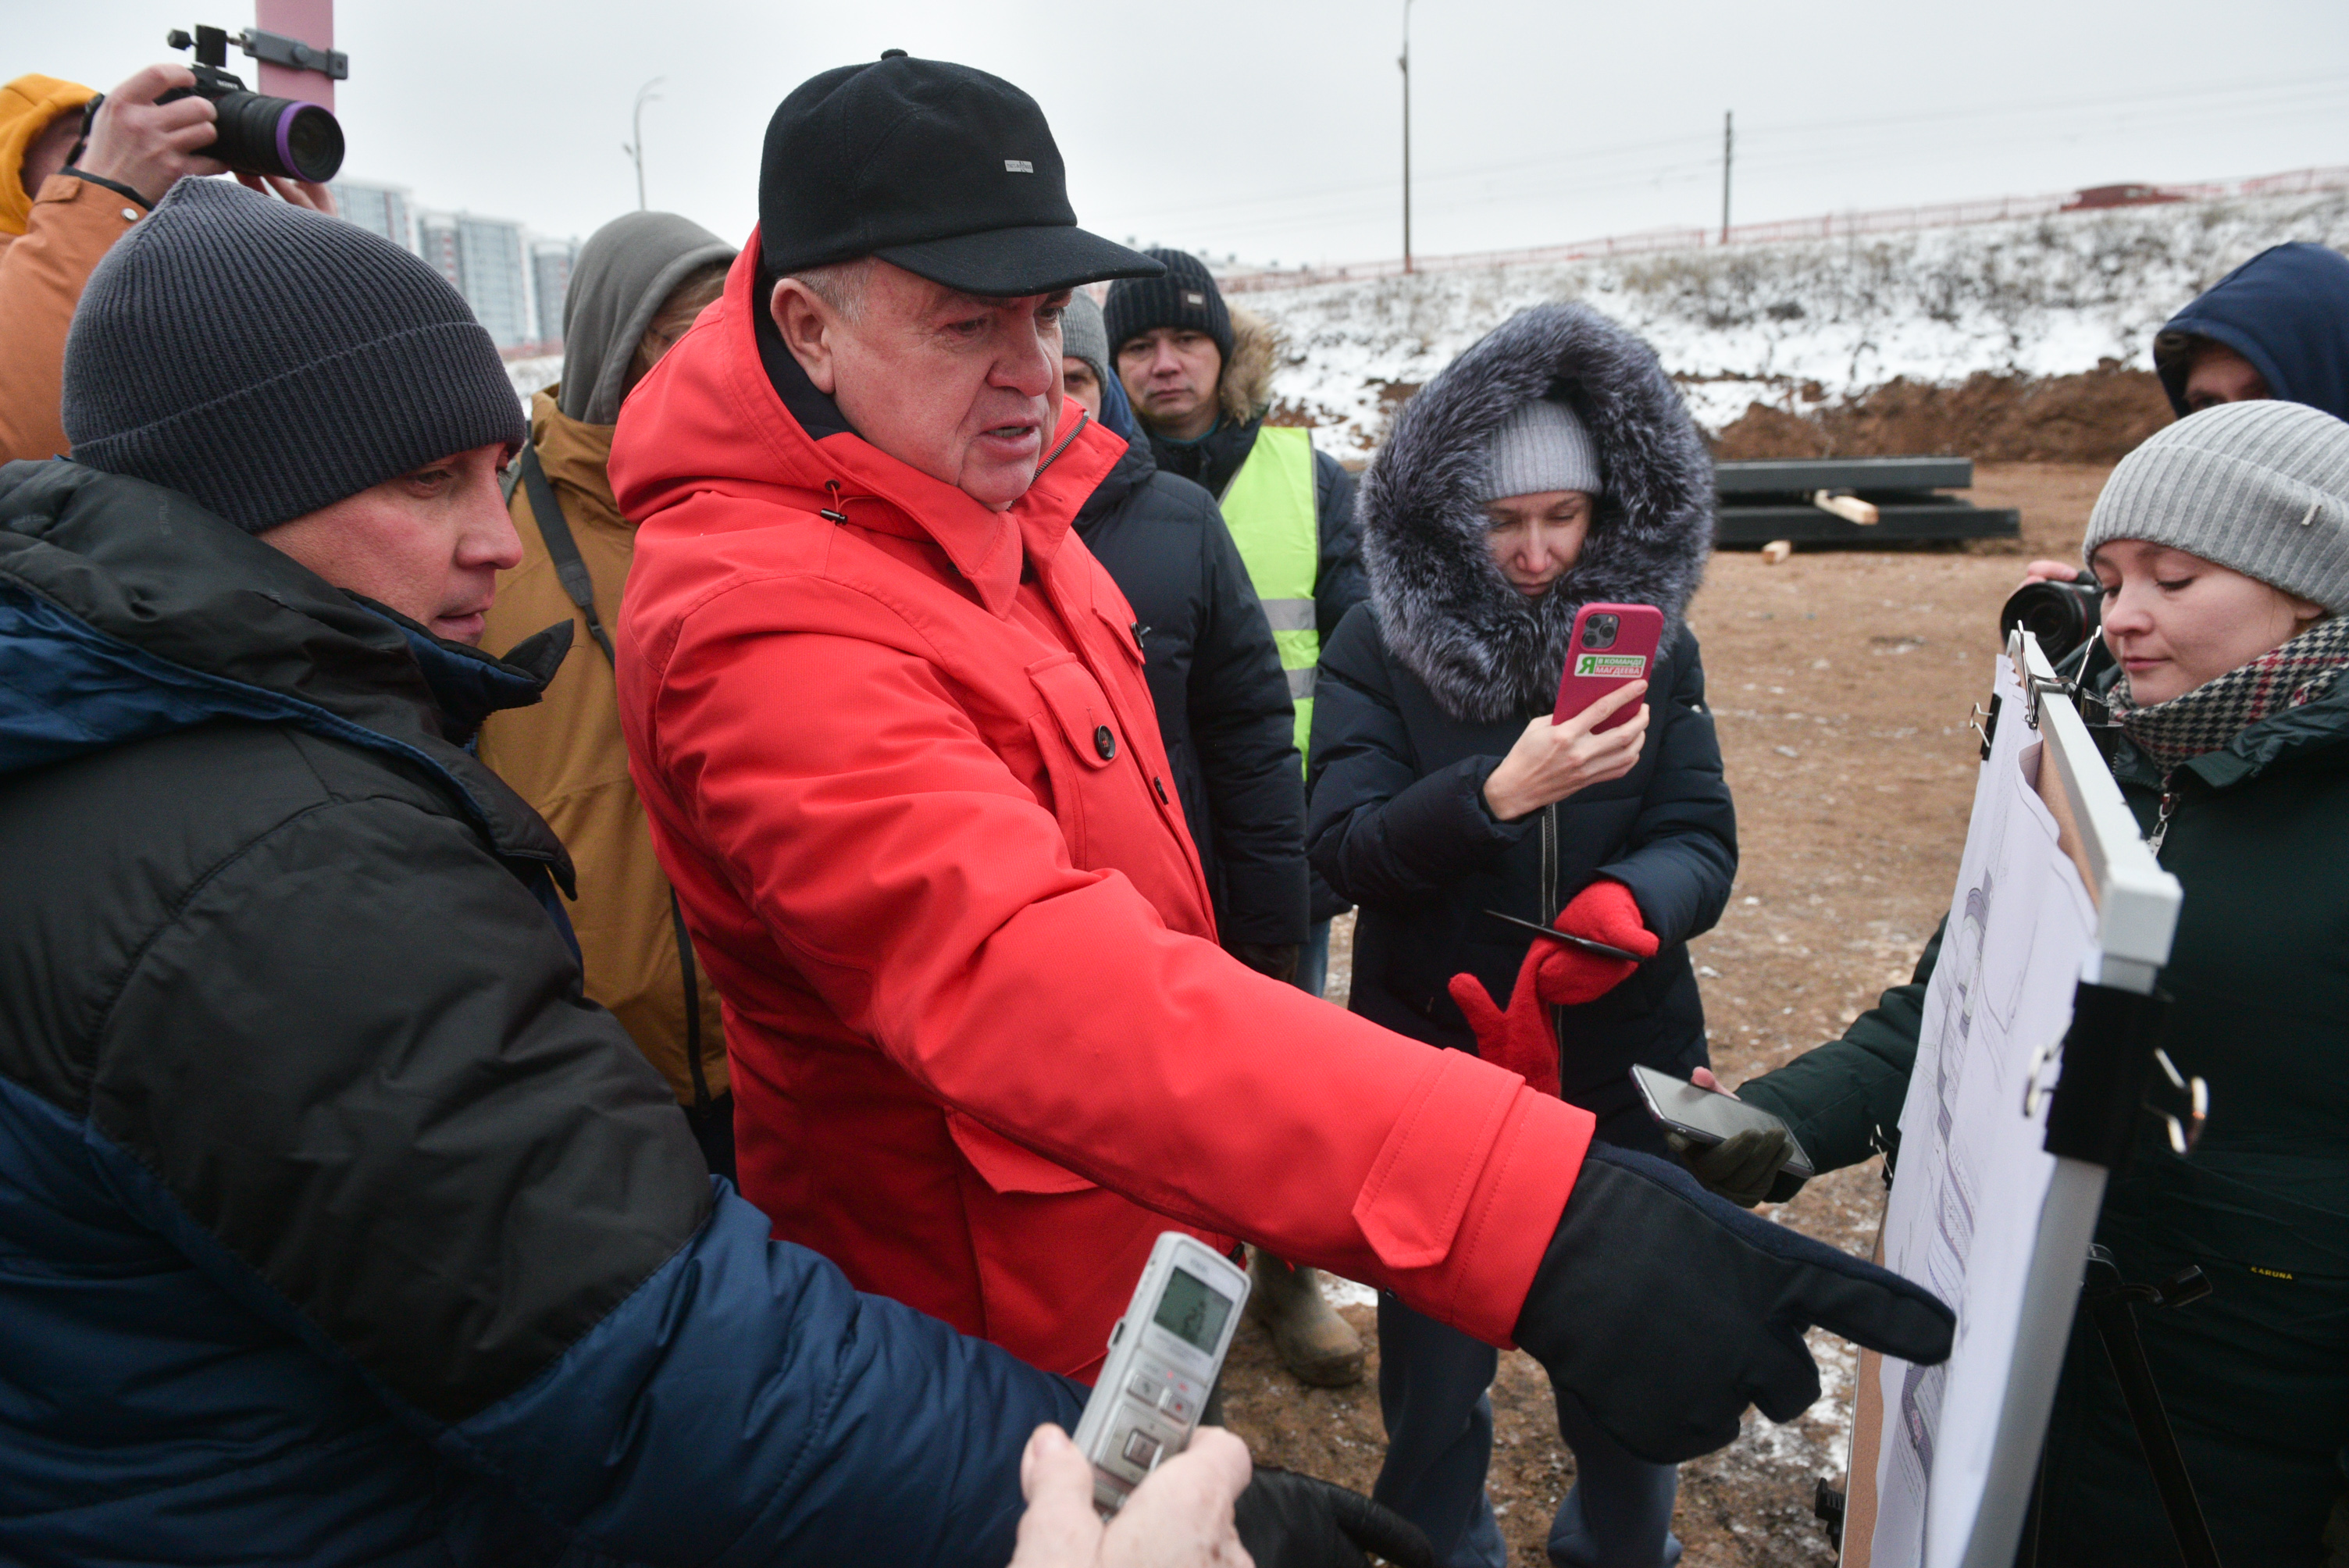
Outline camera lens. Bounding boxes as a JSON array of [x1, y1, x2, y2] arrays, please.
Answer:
[[1581, 615, 1619, 650], [207, 89, 345, 183], [1998, 580, 2101, 662]]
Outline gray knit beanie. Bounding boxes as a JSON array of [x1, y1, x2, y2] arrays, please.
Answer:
[[62, 178, 526, 534], [2084, 400, 2349, 614], [1060, 290, 1111, 394], [1477, 397, 1602, 503]]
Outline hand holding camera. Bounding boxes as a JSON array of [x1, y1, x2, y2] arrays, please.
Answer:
[[73, 63, 226, 207]]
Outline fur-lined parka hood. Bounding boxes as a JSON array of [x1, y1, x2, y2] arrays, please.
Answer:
[[1358, 303, 1713, 724], [1219, 308, 1282, 425]]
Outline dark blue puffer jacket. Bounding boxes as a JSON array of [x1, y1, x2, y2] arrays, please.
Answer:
[[2156, 241, 2349, 421], [0, 459, 1083, 1566]]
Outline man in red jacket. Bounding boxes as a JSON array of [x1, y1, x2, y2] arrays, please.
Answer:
[[610, 52, 1951, 1465]]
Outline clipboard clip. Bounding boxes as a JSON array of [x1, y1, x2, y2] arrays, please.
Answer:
[[2147, 1049, 2208, 1156], [1480, 909, 1644, 963]]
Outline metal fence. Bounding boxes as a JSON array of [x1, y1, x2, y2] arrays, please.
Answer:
[[1215, 166, 2349, 296]]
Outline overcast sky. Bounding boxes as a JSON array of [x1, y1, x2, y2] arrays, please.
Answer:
[[27, 1, 2349, 269]]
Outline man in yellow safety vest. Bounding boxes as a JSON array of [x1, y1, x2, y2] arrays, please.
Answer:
[[1106, 247, 1370, 1389]]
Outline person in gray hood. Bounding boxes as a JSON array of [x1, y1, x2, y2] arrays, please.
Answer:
[[478, 211, 741, 1177]]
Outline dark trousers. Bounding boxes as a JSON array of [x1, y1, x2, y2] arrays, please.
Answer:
[[1372, 1295, 1681, 1568]]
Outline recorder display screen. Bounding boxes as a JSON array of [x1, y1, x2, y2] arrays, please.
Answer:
[[1153, 1267, 1233, 1352]]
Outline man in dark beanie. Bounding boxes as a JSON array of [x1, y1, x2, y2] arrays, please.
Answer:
[[611, 48, 1950, 1523], [0, 175, 1282, 1568], [1106, 248, 1371, 1385]]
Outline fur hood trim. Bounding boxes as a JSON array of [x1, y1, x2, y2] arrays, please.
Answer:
[[1220, 308, 1281, 424], [1358, 303, 1713, 724]]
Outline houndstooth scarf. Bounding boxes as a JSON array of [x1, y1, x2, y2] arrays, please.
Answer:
[[2109, 615, 2349, 772]]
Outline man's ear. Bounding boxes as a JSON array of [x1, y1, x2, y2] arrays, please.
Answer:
[[770, 278, 838, 394]]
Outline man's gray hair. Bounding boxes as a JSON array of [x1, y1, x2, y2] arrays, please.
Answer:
[[789, 257, 874, 323]]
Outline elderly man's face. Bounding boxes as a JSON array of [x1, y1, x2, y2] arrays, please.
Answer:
[[773, 261, 1069, 511]]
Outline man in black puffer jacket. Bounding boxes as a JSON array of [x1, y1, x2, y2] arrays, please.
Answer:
[[1060, 291, 1308, 980]]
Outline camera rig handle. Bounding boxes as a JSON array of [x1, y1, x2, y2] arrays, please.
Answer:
[[168, 24, 348, 82]]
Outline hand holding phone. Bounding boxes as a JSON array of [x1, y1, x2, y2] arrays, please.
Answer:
[[1072, 1234, 1251, 1516], [1481, 681, 1649, 821], [1631, 1064, 1813, 1206]]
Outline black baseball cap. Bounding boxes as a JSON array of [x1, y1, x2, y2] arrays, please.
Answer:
[[759, 54, 1164, 298]]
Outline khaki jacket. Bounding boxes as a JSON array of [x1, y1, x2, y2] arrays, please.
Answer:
[[478, 389, 727, 1107], [0, 176, 141, 463]]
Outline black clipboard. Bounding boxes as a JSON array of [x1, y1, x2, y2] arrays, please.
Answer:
[[1481, 908, 1644, 963]]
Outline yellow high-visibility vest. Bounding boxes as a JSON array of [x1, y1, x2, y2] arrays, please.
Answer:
[[1217, 424, 1321, 768]]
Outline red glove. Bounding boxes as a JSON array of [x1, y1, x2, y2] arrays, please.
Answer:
[[1447, 882, 1659, 1097]]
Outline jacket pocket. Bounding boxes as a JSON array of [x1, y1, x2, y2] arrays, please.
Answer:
[[946, 1110, 1099, 1194]]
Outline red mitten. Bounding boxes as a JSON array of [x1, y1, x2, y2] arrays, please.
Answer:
[[1545, 880, 1659, 1004], [1449, 941, 1568, 1097]]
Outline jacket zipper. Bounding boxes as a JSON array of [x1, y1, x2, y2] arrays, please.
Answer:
[[1541, 798, 1563, 1088]]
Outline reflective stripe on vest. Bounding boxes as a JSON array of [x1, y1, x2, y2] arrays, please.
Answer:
[[1217, 424, 1320, 767]]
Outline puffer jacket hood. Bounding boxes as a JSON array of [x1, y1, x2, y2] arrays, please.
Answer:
[[0, 74, 94, 237], [1358, 303, 1713, 725], [0, 458, 572, 882], [2155, 242, 2349, 423], [558, 212, 736, 427]]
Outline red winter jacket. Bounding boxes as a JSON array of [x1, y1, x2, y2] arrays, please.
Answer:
[[609, 244, 1594, 1378]]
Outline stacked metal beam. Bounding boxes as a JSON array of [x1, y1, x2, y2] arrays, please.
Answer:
[[1713, 458, 2019, 547]]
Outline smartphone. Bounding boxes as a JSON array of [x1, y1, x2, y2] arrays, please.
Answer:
[[1072, 1232, 1252, 1516], [1630, 1064, 1816, 1181], [1555, 603, 1665, 732]]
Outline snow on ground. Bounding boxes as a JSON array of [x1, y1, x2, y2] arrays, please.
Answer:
[[1240, 191, 2349, 460]]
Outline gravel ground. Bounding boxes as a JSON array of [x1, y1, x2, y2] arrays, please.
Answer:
[[1221, 462, 2114, 1566]]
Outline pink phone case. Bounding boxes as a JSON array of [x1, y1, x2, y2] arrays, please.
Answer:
[[1554, 603, 1664, 732]]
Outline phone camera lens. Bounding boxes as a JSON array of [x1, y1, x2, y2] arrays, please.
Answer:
[[1581, 615, 1619, 650]]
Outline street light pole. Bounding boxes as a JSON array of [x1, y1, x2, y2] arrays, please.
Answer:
[[1400, 0, 1413, 273], [624, 77, 663, 212], [1720, 109, 1733, 245]]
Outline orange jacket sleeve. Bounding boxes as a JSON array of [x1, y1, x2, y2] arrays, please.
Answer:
[[0, 176, 139, 464], [636, 578, 1594, 1345]]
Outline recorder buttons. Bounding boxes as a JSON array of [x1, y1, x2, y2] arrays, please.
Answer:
[[1126, 1370, 1167, 1407], [1121, 1430, 1162, 1470]]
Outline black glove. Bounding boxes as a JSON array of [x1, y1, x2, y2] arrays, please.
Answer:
[[1514, 1144, 1953, 1464], [1233, 1465, 1434, 1568], [1667, 1126, 1808, 1207], [1232, 942, 1302, 985]]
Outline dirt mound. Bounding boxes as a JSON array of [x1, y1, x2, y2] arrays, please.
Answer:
[[1710, 364, 2173, 465]]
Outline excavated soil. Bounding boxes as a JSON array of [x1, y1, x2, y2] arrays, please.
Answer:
[[1220, 463, 2116, 1566], [1710, 366, 2172, 465]]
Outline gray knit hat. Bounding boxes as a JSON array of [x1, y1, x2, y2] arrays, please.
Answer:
[[2084, 400, 2349, 614], [1060, 290, 1111, 394], [1477, 397, 1602, 503], [62, 178, 526, 534]]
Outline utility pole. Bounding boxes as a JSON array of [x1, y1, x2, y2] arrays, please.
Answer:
[[624, 77, 663, 212], [1720, 109, 1733, 246], [1399, 0, 1413, 273]]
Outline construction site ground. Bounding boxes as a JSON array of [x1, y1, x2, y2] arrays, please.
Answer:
[[1219, 462, 2116, 1566]]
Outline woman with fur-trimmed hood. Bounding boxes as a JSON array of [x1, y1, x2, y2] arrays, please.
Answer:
[[1307, 302, 1735, 1568]]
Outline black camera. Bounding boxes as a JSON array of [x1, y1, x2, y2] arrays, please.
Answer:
[[1999, 571, 2102, 663], [155, 25, 344, 184], [1580, 613, 1620, 650]]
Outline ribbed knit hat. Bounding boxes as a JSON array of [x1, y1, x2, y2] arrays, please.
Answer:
[[1060, 290, 1111, 394], [1103, 248, 1233, 365], [62, 178, 526, 534], [1478, 397, 1602, 501], [2085, 399, 2349, 614]]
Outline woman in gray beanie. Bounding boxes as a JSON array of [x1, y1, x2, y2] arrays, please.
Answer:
[[1727, 397, 2349, 1566], [1308, 302, 1736, 1568]]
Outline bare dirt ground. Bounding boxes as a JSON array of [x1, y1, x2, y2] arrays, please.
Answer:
[[1221, 462, 2116, 1566]]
